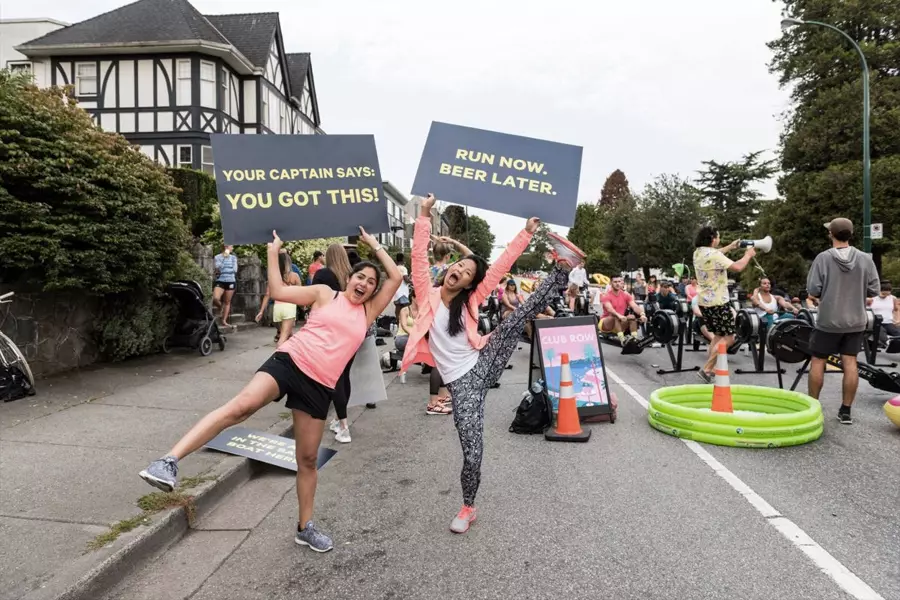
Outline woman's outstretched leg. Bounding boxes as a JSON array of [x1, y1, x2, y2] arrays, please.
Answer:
[[139, 372, 281, 492]]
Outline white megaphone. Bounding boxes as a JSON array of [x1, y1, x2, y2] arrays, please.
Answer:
[[739, 236, 772, 253]]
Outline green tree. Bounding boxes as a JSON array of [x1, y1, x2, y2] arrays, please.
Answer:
[[695, 151, 777, 241], [466, 215, 495, 259], [602, 196, 637, 272], [515, 221, 553, 272], [626, 175, 703, 273], [598, 169, 631, 207], [768, 0, 900, 279], [567, 203, 616, 275], [443, 205, 468, 239]]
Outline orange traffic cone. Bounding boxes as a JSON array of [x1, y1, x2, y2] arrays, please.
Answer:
[[545, 353, 591, 442], [711, 342, 733, 413]]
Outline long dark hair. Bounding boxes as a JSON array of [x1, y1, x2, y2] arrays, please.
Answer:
[[447, 255, 489, 337], [278, 252, 293, 284]]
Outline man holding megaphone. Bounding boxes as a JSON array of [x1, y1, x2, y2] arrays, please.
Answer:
[[692, 225, 759, 382]]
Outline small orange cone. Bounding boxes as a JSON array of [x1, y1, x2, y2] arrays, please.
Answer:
[[545, 353, 591, 442], [711, 342, 733, 413]]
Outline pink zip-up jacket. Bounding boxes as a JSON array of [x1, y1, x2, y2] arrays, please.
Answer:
[[399, 214, 533, 374]]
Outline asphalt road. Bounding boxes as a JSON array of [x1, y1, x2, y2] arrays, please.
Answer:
[[103, 335, 899, 600]]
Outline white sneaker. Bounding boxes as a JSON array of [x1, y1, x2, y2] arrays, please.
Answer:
[[328, 419, 340, 434], [335, 427, 351, 443]]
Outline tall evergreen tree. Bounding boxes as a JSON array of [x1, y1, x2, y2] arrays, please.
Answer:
[[695, 151, 777, 242], [767, 0, 900, 281], [598, 169, 631, 206]]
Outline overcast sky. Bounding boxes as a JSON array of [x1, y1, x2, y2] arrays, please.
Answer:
[[3, 0, 792, 258]]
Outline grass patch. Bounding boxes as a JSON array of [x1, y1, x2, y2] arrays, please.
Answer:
[[136, 491, 197, 525], [85, 514, 149, 552], [85, 474, 215, 553], [279, 412, 291, 420]]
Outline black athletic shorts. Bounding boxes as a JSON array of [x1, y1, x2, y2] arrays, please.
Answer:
[[698, 303, 735, 337], [214, 281, 236, 291], [257, 352, 333, 420], [809, 329, 865, 359]]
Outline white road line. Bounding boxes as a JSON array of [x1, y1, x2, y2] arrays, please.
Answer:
[[606, 368, 885, 600]]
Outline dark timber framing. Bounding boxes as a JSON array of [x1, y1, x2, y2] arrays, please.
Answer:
[[46, 41, 319, 171]]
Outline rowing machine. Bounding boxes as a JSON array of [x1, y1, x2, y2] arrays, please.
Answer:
[[647, 308, 700, 375], [732, 309, 785, 375], [766, 318, 900, 393]]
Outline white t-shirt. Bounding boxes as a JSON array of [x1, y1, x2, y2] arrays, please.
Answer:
[[871, 295, 895, 324], [392, 265, 410, 302], [428, 302, 479, 384], [569, 267, 588, 287]]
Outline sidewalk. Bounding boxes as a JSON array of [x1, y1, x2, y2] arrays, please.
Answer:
[[0, 327, 381, 600]]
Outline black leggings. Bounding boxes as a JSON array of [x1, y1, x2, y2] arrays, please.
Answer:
[[333, 354, 355, 420], [430, 369, 444, 396]]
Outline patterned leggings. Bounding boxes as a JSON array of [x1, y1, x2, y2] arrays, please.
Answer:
[[445, 266, 569, 506]]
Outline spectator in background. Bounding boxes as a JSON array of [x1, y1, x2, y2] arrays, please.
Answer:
[[632, 273, 647, 301], [568, 260, 588, 290], [655, 280, 680, 312], [647, 275, 658, 297], [685, 277, 698, 302], [307, 251, 325, 284], [213, 244, 238, 327]]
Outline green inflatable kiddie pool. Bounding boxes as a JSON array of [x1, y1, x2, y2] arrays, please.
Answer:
[[647, 384, 823, 448]]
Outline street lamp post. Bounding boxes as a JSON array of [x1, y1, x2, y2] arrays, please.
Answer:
[[781, 17, 872, 253]]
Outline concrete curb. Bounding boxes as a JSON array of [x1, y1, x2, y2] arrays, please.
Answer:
[[23, 419, 295, 600]]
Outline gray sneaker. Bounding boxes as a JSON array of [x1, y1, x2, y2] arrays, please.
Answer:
[[139, 456, 178, 492], [139, 455, 178, 492], [295, 520, 334, 552]]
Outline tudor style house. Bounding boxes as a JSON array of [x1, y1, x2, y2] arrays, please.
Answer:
[[14, 0, 322, 175]]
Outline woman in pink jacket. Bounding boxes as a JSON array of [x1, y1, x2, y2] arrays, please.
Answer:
[[400, 194, 585, 534]]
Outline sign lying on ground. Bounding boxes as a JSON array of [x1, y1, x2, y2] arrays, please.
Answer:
[[209, 134, 389, 245], [410, 122, 583, 227], [531, 316, 613, 418], [204, 426, 336, 472]]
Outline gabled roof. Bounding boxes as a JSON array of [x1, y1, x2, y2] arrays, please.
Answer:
[[285, 52, 310, 94], [17, 0, 227, 48], [204, 13, 278, 69], [286, 52, 321, 126]]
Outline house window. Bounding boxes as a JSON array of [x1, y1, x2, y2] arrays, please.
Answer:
[[176, 59, 191, 104], [7, 61, 32, 76], [200, 61, 215, 106], [75, 63, 97, 96], [221, 67, 230, 113], [178, 145, 192, 168], [201, 146, 214, 175], [279, 103, 286, 134], [260, 87, 269, 126]]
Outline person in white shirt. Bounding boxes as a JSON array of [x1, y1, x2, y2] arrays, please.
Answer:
[[568, 261, 588, 290], [867, 281, 900, 341]]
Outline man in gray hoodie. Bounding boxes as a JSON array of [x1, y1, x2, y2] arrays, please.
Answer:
[[806, 218, 880, 424]]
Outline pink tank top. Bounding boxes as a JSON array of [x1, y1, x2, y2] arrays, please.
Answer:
[[283, 292, 368, 389]]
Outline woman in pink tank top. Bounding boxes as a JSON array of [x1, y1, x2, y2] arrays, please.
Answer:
[[139, 227, 402, 553]]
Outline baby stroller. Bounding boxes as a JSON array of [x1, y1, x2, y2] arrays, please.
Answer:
[[162, 281, 226, 356]]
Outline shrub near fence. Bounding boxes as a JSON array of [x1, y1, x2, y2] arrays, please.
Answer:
[[0, 70, 209, 370]]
